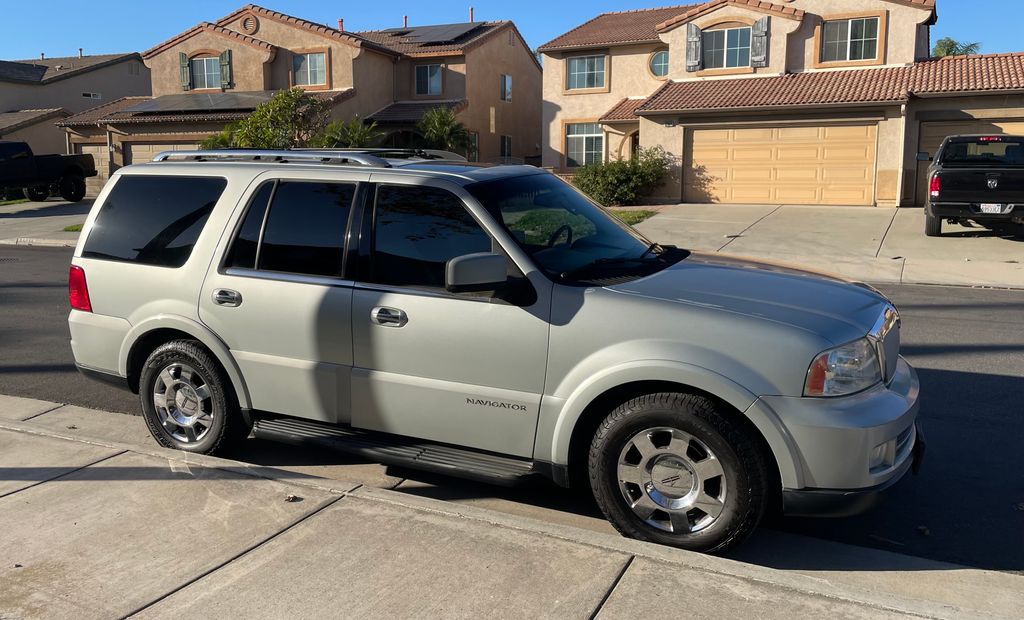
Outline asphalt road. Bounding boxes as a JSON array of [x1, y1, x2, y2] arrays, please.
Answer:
[[2, 244, 1022, 572]]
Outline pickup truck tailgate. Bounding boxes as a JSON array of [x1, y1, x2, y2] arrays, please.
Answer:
[[936, 167, 1024, 204]]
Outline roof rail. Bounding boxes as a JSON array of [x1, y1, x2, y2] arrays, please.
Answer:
[[151, 149, 392, 168], [290, 147, 468, 162]]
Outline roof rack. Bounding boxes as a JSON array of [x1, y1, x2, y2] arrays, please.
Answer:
[[151, 149, 393, 168], [289, 147, 468, 162]]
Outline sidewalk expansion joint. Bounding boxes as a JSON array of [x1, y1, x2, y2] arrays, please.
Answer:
[[121, 493, 347, 619], [588, 554, 634, 620], [0, 449, 127, 501], [717, 205, 782, 252], [875, 209, 899, 258], [19, 403, 67, 422]]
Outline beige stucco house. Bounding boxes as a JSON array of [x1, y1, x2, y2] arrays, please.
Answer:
[[0, 53, 150, 154], [540, 0, 1024, 207], [60, 4, 541, 194]]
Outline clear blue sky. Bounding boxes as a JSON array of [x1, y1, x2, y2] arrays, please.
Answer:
[[0, 0, 1016, 60]]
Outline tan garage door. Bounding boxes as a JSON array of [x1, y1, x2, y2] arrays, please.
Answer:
[[916, 120, 1024, 205], [76, 144, 109, 197], [685, 124, 878, 206], [127, 143, 199, 165]]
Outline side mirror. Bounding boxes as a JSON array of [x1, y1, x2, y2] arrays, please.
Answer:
[[917, 151, 933, 162], [445, 253, 507, 293]]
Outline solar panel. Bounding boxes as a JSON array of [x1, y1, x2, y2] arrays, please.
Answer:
[[381, 22, 483, 44], [126, 92, 275, 114]]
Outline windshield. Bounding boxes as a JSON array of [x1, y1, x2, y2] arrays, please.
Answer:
[[467, 173, 682, 282], [940, 138, 1024, 166]]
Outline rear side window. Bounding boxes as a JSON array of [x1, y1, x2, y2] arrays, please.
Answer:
[[83, 175, 226, 267], [226, 181, 354, 278]]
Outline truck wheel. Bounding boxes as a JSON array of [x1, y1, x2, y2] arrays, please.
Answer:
[[924, 212, 942, 237], [23, 186, 49, 202], [589, 392, 768, 553], [59, 174, 86, 203], [139, 340, 251, 455]]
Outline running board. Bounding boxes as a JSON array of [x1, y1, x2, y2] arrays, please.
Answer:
[[253, 416, 538, 486]]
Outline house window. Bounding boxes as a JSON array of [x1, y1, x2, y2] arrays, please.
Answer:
[[190, 56, 221, 90], [500, 135, 513, 159], [650, 50, 669, 77], [415, 64, 442, 95], [293, 52, 327, 86], [822, 17, 879, 62], [703, 27, 751, 69], [566, 55, 605, 90], [500, 74, 512, 102], [565, 123, 603, 168]]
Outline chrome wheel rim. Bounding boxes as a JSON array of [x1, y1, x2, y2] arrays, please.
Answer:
[[617, 427, 727, 534], [153, 363, 214, 444]]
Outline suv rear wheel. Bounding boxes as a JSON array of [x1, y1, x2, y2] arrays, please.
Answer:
[[139, 340, 250, 455], [588, 392, 768, 553]]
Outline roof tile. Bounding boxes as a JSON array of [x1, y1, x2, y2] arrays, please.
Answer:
[[367, 100, 467, 123], [600, 98, 648, 122], [657, 0, 805, 33], [0, 54, 139, 84], [0, 108, 68, 133], [537, 4, 701, 52]]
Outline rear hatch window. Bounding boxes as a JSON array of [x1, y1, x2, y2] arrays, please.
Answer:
[[83, 175, 227, 267], [940, 137, 1024, 166]]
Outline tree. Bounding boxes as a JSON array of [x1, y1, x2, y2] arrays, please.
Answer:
[[417, 107, 472, 153], [313, 116, 384, 148], [199, 122, 238, 150], [932, 37, 981, 58], [222, 88, 331, 149]]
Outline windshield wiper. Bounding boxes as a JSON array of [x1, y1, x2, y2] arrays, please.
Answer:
[[559, 244, 682, 280]]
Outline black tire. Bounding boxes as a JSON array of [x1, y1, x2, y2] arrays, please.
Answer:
[[589, 392, 768, 554], [139, 340, 250, 455], [23, 186, 49, 202], [924, 212, 942, 237], [59, 174, 86, 202]]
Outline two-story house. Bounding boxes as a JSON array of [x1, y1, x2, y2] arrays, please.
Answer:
[[540, 0, 1024, 207], [59, 4, 541, 194], [0, 52, 150, 155]]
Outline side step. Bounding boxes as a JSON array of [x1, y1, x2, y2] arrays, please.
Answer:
[[253, 416, 538, 486]]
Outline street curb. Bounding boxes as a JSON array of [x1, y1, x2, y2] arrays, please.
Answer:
[[0, 237, 77, 247], [0, 411, 1017, 620]]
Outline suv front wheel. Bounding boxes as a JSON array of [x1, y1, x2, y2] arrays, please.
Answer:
[[589, 392, 768, 553], [139, 340, 250, 455]]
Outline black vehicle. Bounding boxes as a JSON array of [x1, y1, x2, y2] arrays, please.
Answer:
[[0, 141, 97, 203], [924, 135, 1024, 237]]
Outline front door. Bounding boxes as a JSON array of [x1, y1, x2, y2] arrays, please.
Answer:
[[200, 176, 362, 424], [350, 180, 550, 457]]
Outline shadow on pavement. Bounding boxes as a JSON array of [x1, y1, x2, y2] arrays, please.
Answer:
[[0, 199, 92, 219]]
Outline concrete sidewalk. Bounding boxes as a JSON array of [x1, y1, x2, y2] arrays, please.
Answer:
[[0, 198, 90, 247], [635, 204, 1024, 289], [1, 395, 1022, 619]]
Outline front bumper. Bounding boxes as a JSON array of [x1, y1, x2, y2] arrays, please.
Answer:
[[752, 356, 922, 517]]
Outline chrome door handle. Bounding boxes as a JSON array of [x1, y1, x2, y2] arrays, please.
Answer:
[[212, 289, 242, 307], [371, 306, 408, 327]]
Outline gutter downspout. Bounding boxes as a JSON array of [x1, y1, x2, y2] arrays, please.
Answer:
[[896, 103, 908, 208]]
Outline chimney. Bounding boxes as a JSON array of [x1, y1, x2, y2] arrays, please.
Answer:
[[337, 18, 344, 31], [78, 48, 84, 58], [403, 15, 408, 28], [470, 7, 474, 22], [40, 52, 45, 60]]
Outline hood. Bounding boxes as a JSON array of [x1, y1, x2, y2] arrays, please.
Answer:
[[609, 252, 889, 346]]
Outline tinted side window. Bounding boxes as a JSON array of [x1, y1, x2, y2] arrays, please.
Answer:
[[83, 175, 226, 267], [225, 182, 274, 270], [371, 185, 491, 288], [258, 181, 354, 278]]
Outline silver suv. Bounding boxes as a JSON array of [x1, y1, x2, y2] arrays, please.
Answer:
[[68, 149, 923, 553]]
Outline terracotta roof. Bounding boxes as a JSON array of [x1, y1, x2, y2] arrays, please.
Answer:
[[0, 53, 140, 84], [143, 22, 276, 59], [537, 4, 702, 52], [214, 4, 398, 57], [353, 22, 506, 57], [637, 53, 1024, 114], [57, 96, 151, 127], [600, 98, 648, 122], [367, 100, 467, 124], [657, 0, 805, 33], [0, 108, 69, 133]]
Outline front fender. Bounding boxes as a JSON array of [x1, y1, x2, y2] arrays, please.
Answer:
[[119, 314, 252, 409], [535, 359, 803, 489]]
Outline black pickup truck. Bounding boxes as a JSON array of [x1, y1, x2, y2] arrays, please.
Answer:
[[0, 141, 96, 203], [924, 135, 1024, 237]]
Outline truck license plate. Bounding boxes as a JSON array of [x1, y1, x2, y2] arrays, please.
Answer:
[[980, 204, 1004, 214]]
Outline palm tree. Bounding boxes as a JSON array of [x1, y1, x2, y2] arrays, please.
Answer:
[[315, 117, 384, 148], [932, 37, 982, 58], [417, 107, 472, 153]]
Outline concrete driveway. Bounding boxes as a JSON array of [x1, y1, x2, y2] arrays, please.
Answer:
[[635, 204, 1024, 288], [0, 198, 91, 246]]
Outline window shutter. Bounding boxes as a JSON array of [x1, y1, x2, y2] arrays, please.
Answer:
[[179, 52, 191, 91], [751, 16, 770, 68], [686, 23, 702, 72], [219, 49, 233, 90]]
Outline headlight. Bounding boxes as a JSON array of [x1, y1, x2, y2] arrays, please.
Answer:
[[804, 338, 882, 397]]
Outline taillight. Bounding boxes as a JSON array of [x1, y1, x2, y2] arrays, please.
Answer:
[[69, 265, 92, 312], [930, 174, 941, 198]]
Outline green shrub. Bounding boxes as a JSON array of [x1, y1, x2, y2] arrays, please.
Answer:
[[572, 147, 672, 206], [609, 209, 658, 226]]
